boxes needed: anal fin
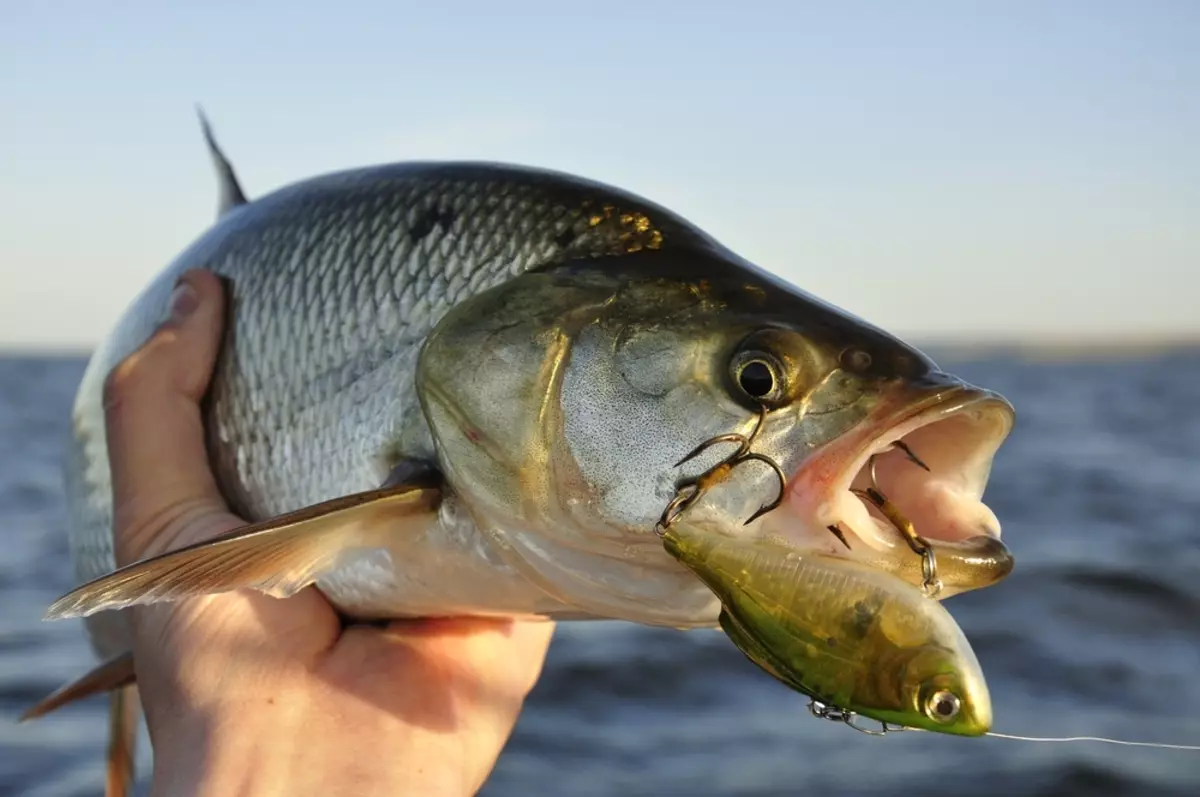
[20,651,136,721]
[45,482,441,620]
[106,685,140,797]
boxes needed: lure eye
[737,360,776,399]
[925,690,961,723]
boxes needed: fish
[29,113,1015,793]
[660,523,992,735]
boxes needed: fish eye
[727,332,795,407]
[840,347,873,373]
[737,360,776,399]
[925,690,961,723]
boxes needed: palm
[99,270,553,795]
[132,507,553,795]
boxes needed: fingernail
[167,279,199,325]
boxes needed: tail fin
[196,105,249,217]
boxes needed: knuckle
[101,335,172,416]
[102,357,140,410]
[113,493,223,565]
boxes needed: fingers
[381,617,556,695]
[326,615,555,793]
[104,269,234,564]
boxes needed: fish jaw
[762,372,1016,595]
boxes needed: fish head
[417,247,1014,618]
[656,254,1018,598]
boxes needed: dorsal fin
[196,105,249,217]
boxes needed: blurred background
[1,2,1197,795]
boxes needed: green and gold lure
[661,525,992,736]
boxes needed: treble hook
[807,699,909,737]
[853,447,942,597]
[656,406,787,532]
[890,440,931,472]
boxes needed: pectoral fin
[20,650,136,721]
[46,481,441,620]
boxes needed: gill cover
[416,264,738,623]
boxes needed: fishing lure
[658,523,992,736]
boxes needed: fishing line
[891,726,1199,751]
[982,732,1200,751]
[806,700,1200,750]
[900,727,1200,751]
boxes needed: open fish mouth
[779,379,1015,581]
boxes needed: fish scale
[68,161,710,658]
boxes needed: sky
[1,1,1196,350]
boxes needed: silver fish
[27,113,1015,793]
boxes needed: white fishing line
[897,725,1200,751]
[983,731,1200,751]
[806,703,1200,750]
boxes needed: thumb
[104,269,235,565]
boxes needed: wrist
[145,697,473,797]
[149,707,305,797]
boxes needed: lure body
[662,526,993,735]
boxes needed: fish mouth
[776,377,1015,576]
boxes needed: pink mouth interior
[778,399,1013,555]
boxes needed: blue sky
[1,1,1196,349]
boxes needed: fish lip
[845,382,1015,497]
[780,376,1015,557]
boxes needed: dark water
[1,352,1198,797]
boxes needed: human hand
[105,269,554,797]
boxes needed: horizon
[2,3,1196,348]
